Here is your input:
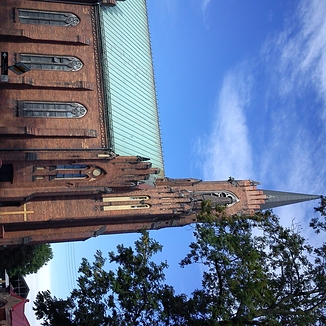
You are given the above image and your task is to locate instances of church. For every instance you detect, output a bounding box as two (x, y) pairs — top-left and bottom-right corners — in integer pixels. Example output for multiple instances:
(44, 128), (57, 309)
(0, 0), (319, 246)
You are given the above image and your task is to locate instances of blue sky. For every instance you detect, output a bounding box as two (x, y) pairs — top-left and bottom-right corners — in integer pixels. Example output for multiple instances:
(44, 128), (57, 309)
(26, 0), (326, 324)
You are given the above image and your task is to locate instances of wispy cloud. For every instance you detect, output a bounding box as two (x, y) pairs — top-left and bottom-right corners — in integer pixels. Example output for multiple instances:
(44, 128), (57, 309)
(197, 67), (253, 181)
(201, 0), (212, 27)
(150, 0), (178, 26)
(251, 0), (326, 247)
(197, 0), (326, 229)
(201, 0), (212, 15)
(261, 0), (326, 121)
(257, 0), (326, 190)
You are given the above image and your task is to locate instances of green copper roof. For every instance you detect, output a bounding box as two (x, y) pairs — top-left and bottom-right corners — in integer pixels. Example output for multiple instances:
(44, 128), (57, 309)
(99, 0), (164, 176)
(260, 190), (320, 210)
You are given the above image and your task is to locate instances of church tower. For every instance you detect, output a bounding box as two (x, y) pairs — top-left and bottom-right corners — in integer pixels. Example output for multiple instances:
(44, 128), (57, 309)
(0, 153), (320, 246)
(0, 0), (320, 246)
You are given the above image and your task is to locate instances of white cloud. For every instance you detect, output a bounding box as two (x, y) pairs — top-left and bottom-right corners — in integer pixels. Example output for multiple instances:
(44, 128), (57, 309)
(197, 0), (326, 237)
(297, 0), (326, 120)
(256, 0), (326, 191)
(201, 0), (212, 27)
(150, 0), (178, 25)
(197, 0), (326, 193)
(261, 0), (326, 120)
(197, 67), (253, 181)
(201, 0), (212, 15)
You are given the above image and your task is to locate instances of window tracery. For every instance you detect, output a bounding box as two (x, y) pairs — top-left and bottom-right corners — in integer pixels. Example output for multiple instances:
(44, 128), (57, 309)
(20, 54), (83, 71)
(198, 191), (240, 207)
(102, 204), (150, 211)
(33, 165), (104, 182)
(18, 9), (80, 26)
(17, 101), (87, 118)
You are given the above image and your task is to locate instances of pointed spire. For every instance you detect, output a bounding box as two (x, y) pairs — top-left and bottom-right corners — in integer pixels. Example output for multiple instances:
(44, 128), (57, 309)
(260, 190), (320, 210)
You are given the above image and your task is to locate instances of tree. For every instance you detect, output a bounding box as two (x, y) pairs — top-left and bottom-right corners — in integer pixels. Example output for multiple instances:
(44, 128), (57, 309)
(180, 202), (326, 325)
(33, 290), (74, 326)
(34, 204), (326, 325)
(34, 231), (185, 326)
(0, 244), (53, 277)
(310, 195), (326, 233)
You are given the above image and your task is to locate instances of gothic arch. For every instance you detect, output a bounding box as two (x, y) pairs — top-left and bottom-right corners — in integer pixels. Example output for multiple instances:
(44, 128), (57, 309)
(18, 9), (80, 27)
(19, 54), (83, 71)
(17, 101), (87, 118)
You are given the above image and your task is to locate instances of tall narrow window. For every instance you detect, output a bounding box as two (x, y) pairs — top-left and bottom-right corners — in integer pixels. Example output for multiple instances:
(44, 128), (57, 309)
(18, 9), (80, 26)
(20, 54), (83, 71)
(52, 174), (87, 180)
(33, 165), (103, 182)
(51, 164), (88, 170)
(199, 191), (239, 208)
(49, 164), (88, 180)
(102, 204), (150, 211)
(17, 101), (87, 118)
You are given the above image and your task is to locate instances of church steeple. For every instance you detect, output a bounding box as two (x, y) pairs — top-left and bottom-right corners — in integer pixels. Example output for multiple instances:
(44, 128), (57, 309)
(260, 190), (320, 210)
(0, 172), (322, 246)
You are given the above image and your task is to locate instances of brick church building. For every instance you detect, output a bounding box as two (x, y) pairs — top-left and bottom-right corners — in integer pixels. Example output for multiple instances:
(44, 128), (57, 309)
(0, 0), (319, 246)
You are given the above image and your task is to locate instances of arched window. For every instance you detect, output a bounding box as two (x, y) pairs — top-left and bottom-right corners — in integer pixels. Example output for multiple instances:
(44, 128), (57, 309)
(52, 174), (87, 180)
(50, 164), (88, 170)
(33, 165), (104, 182)
(20, 54), (83, 71)
(199, 191), (240, 207)
(18, 9), (80, 26)
(17, 101), (87, 118)
(102, 204), (150, 211)
(102, 195), (150, 202)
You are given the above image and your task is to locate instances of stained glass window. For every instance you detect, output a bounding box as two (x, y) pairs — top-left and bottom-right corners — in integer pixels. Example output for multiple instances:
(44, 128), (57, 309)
(18, 101), (87, 118)
(20, 54), (83, 71)
(18, 9), (80, 26)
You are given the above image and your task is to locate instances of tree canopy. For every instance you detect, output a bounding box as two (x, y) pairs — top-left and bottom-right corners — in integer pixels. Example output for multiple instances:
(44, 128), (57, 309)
(0, 244), (53, 277)
(180, 203), (326, 325)
(34, 202), (326, 325)
(310, 195), (326, 233)
(34, 232), (184, 326)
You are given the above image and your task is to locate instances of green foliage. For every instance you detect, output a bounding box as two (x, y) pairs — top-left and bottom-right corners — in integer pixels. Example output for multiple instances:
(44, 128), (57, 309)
(310, 195), (326, 233)
(0, 244), (53, 277)
(33, 290), (75, 326)
(34, 231), (182, 326)
(34, 204), (326, 325)
(180, 205), (326, 325)
(73, 232), (169, 325)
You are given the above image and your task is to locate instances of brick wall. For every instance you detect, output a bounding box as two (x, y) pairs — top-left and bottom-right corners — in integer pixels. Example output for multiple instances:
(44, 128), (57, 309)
(0, 0), (107, 151)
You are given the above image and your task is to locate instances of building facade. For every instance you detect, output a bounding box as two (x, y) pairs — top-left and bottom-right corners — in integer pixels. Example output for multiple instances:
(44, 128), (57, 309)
(0, 275), (30, 326)
(0, 0), (320, 246)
